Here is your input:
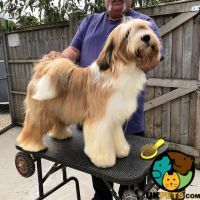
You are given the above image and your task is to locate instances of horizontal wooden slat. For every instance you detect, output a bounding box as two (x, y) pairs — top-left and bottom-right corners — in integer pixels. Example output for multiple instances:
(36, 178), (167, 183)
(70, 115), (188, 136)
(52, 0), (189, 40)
(137, 0), (200, 16)
(168, 141), (200, 157)
(144, 88), (195, 111)
(160, 12), (199, 37)
(8, 59), (38, 64)
(5, 21), (70, 34)
(147, 78), (200, 89)
(11, 91), (26, 95)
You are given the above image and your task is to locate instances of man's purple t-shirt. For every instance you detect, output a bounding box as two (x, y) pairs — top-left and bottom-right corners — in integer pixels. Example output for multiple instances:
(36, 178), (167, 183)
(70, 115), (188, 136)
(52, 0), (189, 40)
(70, 10), (162, 134)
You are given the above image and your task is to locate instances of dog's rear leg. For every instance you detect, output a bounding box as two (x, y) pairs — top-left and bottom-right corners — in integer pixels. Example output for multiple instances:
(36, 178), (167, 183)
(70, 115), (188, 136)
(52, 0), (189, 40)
(49, 121), (72, 140)
(17, 112), (48, 152)
(84, 119), (116, 168)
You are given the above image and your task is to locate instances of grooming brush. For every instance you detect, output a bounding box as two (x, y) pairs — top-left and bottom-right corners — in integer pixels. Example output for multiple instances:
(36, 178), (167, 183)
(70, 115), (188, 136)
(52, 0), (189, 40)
(141, 139), (165, 160)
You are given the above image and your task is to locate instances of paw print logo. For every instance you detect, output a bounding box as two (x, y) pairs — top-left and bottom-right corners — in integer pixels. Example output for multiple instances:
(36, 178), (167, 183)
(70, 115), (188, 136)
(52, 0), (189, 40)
(151, 151), (195, 192)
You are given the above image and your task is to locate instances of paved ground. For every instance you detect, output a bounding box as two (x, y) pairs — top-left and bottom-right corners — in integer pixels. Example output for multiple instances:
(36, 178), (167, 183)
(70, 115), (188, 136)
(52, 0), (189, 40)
(0, 127), (200, 200)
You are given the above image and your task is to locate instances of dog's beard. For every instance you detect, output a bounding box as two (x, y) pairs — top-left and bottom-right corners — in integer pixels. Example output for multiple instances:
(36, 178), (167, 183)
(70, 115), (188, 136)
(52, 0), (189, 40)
(134, 46), (159, 71)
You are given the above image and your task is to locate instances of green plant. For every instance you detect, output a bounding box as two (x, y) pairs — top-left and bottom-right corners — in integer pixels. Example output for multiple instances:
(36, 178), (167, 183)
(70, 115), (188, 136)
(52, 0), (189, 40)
(17, 15), (38, 27)
(0, 18), (16, 31)
(0, 0), (179, 30)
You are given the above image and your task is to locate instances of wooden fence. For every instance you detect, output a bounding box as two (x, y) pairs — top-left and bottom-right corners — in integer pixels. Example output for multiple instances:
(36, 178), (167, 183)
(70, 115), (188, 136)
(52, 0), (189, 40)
(140, 0), (200, 167)
(3, 12), (81, 123)
(2, 1), (200, 167)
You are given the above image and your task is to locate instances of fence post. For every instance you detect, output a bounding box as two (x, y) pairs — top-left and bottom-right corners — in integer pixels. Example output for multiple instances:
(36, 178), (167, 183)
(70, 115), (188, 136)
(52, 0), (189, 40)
(69, 11), (83, 42)
(2, 31), (15, 126)
(195, 65), (200, 148)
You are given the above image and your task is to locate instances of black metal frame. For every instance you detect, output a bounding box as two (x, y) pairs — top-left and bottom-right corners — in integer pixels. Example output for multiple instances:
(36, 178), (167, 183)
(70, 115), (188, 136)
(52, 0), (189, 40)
(102, 174), (157, 200)
(32, 156), (157, 200)
(31, 156), (157, 200)
(103, 180), (121, 200)
(34, 156), (81, 200)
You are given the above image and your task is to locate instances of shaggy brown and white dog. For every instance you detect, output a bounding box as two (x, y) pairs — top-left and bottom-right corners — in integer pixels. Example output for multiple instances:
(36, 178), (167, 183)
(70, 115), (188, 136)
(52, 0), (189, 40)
(17, 19), (161, 168)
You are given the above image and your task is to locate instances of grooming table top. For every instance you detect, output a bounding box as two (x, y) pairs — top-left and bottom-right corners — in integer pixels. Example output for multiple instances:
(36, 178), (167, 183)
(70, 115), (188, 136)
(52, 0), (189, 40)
(16, 128), (168, 185)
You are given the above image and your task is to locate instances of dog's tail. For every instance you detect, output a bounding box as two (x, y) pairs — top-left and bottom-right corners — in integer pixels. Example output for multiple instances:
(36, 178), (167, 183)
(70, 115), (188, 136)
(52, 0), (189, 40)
(32, 58), (76, 101)
(32, 74), (56, 100)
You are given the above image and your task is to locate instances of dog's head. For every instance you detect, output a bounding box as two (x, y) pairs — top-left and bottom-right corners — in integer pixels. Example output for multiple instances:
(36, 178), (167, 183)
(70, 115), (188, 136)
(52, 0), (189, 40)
(97, 19), (161, 72)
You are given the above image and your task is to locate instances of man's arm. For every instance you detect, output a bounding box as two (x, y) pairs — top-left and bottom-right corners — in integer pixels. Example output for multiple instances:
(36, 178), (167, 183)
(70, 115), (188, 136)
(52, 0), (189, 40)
(62, 46), (80, 63)
(43, 46), (80, 63)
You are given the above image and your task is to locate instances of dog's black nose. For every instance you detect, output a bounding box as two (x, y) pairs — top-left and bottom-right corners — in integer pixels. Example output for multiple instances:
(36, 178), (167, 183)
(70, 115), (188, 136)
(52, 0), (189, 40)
(142, 34), (150, 43)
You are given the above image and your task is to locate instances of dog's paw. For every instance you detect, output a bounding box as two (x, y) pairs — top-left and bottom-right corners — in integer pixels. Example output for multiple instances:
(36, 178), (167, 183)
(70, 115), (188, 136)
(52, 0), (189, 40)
(20, 142), (47, 152)
(49, 128), (72, 140)
(84, 147), (116, 168)
(115, 142), (130, 158)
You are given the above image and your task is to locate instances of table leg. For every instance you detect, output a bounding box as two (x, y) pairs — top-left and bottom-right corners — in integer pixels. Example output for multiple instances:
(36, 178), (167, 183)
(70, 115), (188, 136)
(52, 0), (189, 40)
(103, 179), (121, 200)
(36, 157), (44, 199)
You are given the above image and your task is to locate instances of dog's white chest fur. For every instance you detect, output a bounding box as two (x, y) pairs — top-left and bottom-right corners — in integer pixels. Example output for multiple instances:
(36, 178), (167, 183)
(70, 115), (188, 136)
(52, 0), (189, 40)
(105, 64), (146, 123)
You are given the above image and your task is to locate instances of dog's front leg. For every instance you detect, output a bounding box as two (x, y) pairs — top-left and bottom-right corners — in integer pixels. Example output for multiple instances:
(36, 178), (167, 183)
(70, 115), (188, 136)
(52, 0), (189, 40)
(113, 125), (130, 158)
(83, 120), (116, 168)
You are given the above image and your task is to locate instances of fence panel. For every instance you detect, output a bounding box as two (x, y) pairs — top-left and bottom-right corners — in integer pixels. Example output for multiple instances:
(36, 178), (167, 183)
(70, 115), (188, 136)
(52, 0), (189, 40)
(3, 2), (200, 166)
(142, 1), (200, 167)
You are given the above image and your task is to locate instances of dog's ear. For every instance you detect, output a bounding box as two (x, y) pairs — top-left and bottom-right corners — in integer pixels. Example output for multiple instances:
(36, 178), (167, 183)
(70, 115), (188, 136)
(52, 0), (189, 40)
(97, 40), (114, 71)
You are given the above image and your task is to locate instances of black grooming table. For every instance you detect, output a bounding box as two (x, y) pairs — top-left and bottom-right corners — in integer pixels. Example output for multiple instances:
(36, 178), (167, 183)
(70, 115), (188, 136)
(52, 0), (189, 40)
(16, 127), (168, 185)
(15, 127), (169, 199)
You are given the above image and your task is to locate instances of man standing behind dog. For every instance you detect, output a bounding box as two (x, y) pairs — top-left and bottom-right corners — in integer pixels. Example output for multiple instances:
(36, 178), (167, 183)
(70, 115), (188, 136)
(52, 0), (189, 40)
(44, 0), (163, 199)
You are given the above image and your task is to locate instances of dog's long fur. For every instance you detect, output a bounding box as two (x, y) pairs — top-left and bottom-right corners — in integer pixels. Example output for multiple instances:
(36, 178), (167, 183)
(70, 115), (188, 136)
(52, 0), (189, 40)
(17, 19), (161, 168)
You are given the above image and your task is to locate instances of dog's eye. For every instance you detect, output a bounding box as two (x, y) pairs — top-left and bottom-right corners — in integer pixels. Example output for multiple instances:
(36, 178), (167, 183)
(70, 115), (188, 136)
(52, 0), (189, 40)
(125, 30), (130, 39)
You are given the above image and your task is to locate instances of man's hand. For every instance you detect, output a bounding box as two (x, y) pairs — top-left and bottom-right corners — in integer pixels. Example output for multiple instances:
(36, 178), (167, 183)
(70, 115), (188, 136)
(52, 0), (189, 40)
(42, 51), (64, 60)
(42, 46), (80, 63)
